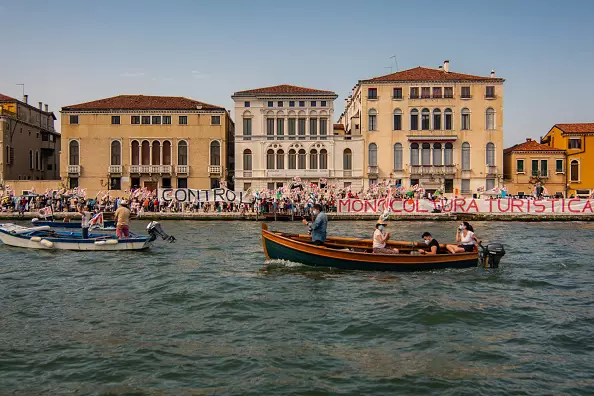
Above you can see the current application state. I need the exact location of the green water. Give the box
[1,220,593,395]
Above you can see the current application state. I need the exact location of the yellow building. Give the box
[341,60,504,196]
[1,93,60,186]
[503,138,566,197]
[60,95,234,195]
[542,123,594,197]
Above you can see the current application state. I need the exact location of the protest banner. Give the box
[159,188,253,203]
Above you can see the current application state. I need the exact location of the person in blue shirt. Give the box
[302,204,328,245]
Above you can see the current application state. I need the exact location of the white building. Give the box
[232,85,364,192]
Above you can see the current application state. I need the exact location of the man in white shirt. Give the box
[78,205,91,239]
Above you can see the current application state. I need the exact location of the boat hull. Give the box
[262,225,479,272]
[32,220,116,229]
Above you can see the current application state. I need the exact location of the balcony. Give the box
[367,165,379,176]
[530,169,550,179]
[41,141,56,150]
[67,165,80,175]
[108,165,122,174]
[486,165,498,176]
[410,165,457,176]
[209,165,222,175]
[160,165,172,174]
[266,169,330,178]
[176,165,188,174]
[242,170,252,177]
[129,165,172,174]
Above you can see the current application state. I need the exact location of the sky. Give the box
[1,0,593,146]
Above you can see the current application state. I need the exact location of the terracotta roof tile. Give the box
[233,84,336,96]
[362,66,504,83]
[504,139,565,154]
[62,95,225,111]
[0,93,16,101]
[333,123,345,130]
[555,123,594,134]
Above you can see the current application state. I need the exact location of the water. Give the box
[1,220,593,395]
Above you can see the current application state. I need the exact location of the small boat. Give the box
[0,221,175,251]
[31,219,116,229]
[261,224,505,271]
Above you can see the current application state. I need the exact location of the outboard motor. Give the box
[478,243,505,268]
[146,221,176,243]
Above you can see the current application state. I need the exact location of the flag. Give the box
[39,206,53,219]
[89,212,104,230]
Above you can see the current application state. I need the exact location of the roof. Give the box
[361,66,505,83]
[333,123,345,130]
[504,139,565,154]
[62,95,225,111]
[554,123,594,134]
[0,93,57,120]
[232,84,337,97]
[0,93,16,101]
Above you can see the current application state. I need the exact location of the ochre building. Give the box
[60,95,234,196]
[340,60,504,196]
[542,123,594,197]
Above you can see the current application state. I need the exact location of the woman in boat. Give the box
[446,221,480,254]
[372,221,399,254]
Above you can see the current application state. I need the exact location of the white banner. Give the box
[159,188,252,203]
[337,198,594,215]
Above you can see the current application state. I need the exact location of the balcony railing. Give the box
[160,165,172,174]
[410,165,456,175]
[266,169,330,178]
[67,165,80,175]
[209,165,222,175]
[367,165,379,175]
[41,141,56,150]
[242,170,252,177]
[531,169,549,178]
[108,165,122,174]
[176,165,188,174]
[486,165,498,176]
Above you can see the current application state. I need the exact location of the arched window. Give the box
[444,143,453,165]
[131,140,139,165]
[111,140,121,165]
[368,109,377,131]
[243,149,252,171]
[433,143,442,166]
[288,149,297,169]
[570,160,579,182]
[266,149,275,169]
[151,141,161,165]
[486,142,495,166]
[319,149,328,169]
[394,143,403,170]
[461,108,470,130]
[343,148,352,170]
[276,149,285,170]
[368,143,378,166]
[486,108,495,130]
[393,109,402,130]
[141,140,150,165]
[162,141,171,165]
[444,108,453,130]
[410,109,419,130]
[177,140,188,166]
[35,151,39,170]
[421,108,430,130]
[433,109,442,130]
[410,143,419,166]
[69,140,79,165]
[210,141,221,166]
[462,142,471,170]
[421,143,431,165]
[298,149,306,169]
[310,149,318,169]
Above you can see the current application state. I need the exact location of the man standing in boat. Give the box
[302,203,327,245]
[114,199,131,239]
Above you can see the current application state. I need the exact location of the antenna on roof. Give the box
[384,66,393,73]
[389,55,399,72]
[16,83,25,97]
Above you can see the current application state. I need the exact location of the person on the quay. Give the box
[419,232,440,255]
[446,221,480,254]
[302,203,327,245]
[114,199,131,239]
[372,221,399,254]
[78,204,91,239]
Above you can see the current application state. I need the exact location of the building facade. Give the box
[231,85,365,192]
[60,95,234,195]
[503,138,566,197]
[341,61,504,196]
[542,123,594,197]
[0,93,60,184]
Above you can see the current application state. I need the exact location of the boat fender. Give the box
[94,241,106,245]
[30,236,42,242]
[40,239,54,248]
[106,239,119,245]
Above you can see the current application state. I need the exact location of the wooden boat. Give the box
[0,221,174,251]
[261,223,485,271]
[31,219,116,229]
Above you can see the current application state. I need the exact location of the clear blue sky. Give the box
[2,0,593,146]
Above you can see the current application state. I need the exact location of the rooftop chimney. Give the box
[443,60,450,73]
[438,65,443,70]
[526,138,532,142]
[491,70,495,78]
[23,94,28,104]
[44,104,48,112]
[38,102,43,110]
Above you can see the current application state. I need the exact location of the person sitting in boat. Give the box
[419,232,440,255]
[446,221,480,254]
[302,204,327,246]
[372,221,399,254]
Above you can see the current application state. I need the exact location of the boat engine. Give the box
[478,243,505,268]
[146,221,176,243]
